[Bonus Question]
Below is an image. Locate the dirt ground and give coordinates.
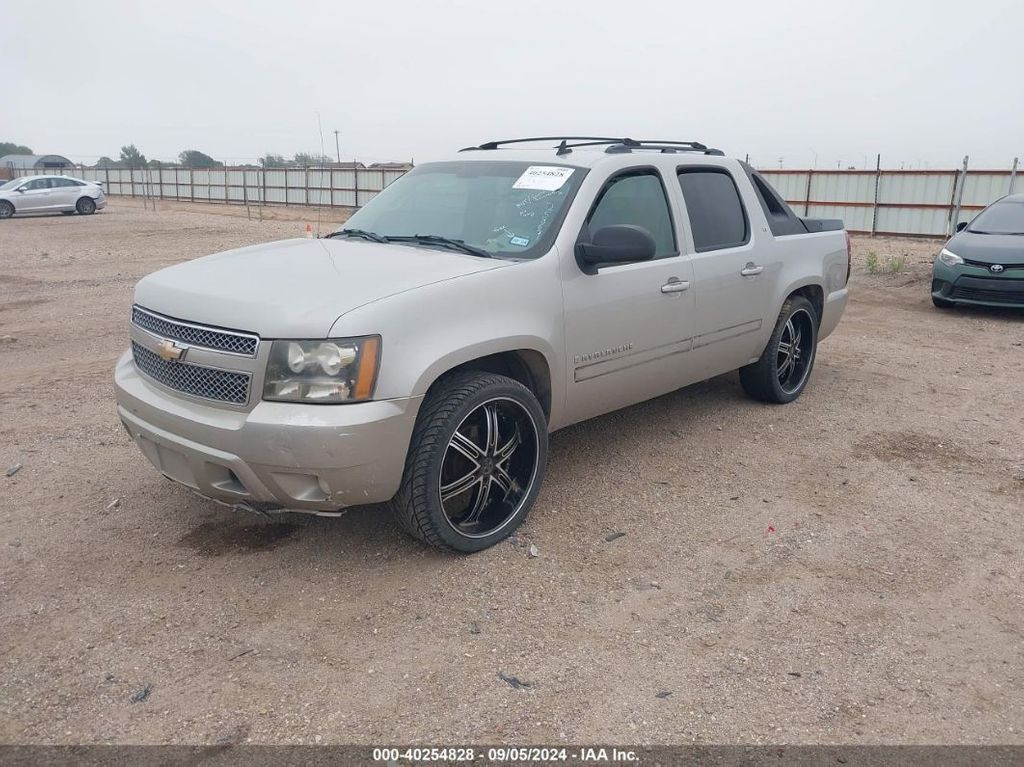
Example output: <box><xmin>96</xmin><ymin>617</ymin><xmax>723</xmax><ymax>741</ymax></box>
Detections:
<box><xmin>1</xmin><ymin>198</ymin><xmax>1022</xmax><ymax>746</ymax></box>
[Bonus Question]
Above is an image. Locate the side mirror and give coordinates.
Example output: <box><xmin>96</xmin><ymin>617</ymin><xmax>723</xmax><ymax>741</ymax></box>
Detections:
<box><xmin>576</xmin><ymin>224</ymin><xmax>656</xmax><ymax>273</ymax></box>
<box><xmin>955</xmin><ymin>221</ymin><xmax>968</xmax><ymax>233</ymax></box>
<box><xmin>16</xmin><ymin>187</ymin><xmax>26</xmax><ymax>193</ymax></box>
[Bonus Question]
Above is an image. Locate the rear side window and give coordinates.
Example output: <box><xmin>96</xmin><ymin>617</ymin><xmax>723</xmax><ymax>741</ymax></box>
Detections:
<box><xmin>677</xmin><ymin>169</ymin><xmax>749</xmax><ymax>252</ymax></box>
<box><xmin>585</xmin><ymin>170</ymin><xmax>676</xmax><ymax>258</ymax></box>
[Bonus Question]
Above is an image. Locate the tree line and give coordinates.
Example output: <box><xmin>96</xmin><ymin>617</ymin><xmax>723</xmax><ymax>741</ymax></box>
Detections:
<box><xmin>3</xmin><ymin>140</ymin><xmax>406</xmax><ymax>170</ymax></box>
<box><xmin>97</xmin><ymin>145</ymin><xmax>337</xmax><ymax>169</ymax></box>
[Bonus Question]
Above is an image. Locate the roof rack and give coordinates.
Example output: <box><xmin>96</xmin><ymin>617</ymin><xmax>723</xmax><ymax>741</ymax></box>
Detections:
<box><xmin>460</xmin><ymin>136</ymin><xmax>723</xmax><ymax>156</ymax></box>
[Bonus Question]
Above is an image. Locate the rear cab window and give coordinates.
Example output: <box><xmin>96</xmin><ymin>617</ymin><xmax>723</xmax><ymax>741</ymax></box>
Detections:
<box><xmin>741</xmin><ymin>164</ymin><xmax>807</xmax><ymax>236</ymax></box>
<box><xmin>676</xmin><ymin>168</ymin><xmax>749</xmax><ymax>252</ymax></box>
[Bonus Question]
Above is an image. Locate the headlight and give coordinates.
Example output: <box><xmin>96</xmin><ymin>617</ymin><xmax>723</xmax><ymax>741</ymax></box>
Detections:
<box><xmin>938</xmin><ymin>248</ymin><xmax>963</xmax><ymax>267</ymax></box>
<box><xmin>263</xmin><ymin>336</ymin><xmax>380</xmax><ymax>403</ymax></box>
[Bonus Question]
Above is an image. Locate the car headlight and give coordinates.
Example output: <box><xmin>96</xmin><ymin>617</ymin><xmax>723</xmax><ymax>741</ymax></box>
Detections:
<box><xmin>263</xmin><ymin>336</ymin><xmax>380</xmax><ymax>403</ymax></box>
<box><xmin>938</xmin><ymin>248</ymin><xmax>963</xmax><ymax>267</ymax></box>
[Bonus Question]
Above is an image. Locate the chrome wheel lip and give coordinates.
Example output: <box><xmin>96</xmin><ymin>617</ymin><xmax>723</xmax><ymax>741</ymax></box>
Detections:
<box><xmin>437</xmin><ymin>395</ymin><xmax>541</xmax><ymax>540</ymax></box>
<box><xmin>776</xmin><ymin>307</ymin><xmax>815</xmax><ymax>395</ymax></box>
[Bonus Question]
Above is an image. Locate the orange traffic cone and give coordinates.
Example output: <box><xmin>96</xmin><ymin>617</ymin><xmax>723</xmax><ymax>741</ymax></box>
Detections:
<box><xmin>305</xmin><ymin>223</ymin><xmax>314</xmax><ymax>238</ymax></box>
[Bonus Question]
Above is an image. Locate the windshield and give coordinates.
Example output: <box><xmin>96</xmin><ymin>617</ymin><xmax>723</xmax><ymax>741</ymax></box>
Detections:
<box><xmin>968</xmin><ymin>200</ymin><xmax>1024</xmax><ymax>235</ymax></box>
<box><xmin>337</xmin><ymin>161</ymin><xmax>587</xmax><ymax>258</ymax></box>
<box><xmin>0</xmin><ymin>179</ymin><xmax>24</xmax><ymax>191</ymax></box>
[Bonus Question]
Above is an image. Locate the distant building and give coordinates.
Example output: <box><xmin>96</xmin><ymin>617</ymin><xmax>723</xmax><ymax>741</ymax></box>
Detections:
<box><xmin>0</xmin><ymin>154</ymin><xmax>74</xmax><ymax>171</ymax></box>
<box><xmin>369</xmin><ymin>162</ymin><xmax>414</xmax><ymax>171</ymax></box>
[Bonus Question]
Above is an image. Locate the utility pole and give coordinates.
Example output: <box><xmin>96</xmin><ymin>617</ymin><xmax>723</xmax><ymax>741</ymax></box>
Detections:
<box><xmin>334</xmin><ymin>130</ymin><xmax>341</xmax><ymax>165</ymax></box>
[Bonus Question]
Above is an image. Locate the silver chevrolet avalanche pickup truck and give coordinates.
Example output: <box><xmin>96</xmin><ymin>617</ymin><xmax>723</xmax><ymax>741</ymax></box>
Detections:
<box><xmin>114</xmin><ymin>136</ymin><xmax>850</xmax><ymax>552</ymax></box>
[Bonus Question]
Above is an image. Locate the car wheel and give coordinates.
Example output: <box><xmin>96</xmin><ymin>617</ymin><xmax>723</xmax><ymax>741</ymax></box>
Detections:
<box><xmin>391</xmin><ymin>370</ymin><xmax>548</xmax><ymax>553</ymax></box>
<box><xmin>76</xmin><ymin>197</ymin><xmax>97</xmax><ymax>215</ymax></box>
<box><xmin>740</xmin><ymin>295</ymin><xmax>819</xmax><ymax>404</ymax></box>
<box><xmin>0</xmin><ymin>201</ymin><xmax>13</xmax><ymax>219</ymax></box>
<box><xmin>932</xmin><ymin>295</ymin><xmax>955</xmax><ymax>309</ymax></box>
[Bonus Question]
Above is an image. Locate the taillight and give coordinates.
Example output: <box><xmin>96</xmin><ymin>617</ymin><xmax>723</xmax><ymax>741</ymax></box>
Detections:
<box><xmin>845</xmin><ymin>231</ymin><xmax>852</xmax><ymax>285</ymax></box>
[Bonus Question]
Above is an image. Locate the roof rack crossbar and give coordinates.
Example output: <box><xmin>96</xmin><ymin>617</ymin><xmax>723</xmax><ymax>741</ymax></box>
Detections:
<box><xmin>463</xmin><ymin>136</ymin><xmax>640</xmax><ymax>152</ymax></box>
<box><xmin>460</xmin><ymin>136</ymin><xmax>722</xmax><ymax>156</ymax></box>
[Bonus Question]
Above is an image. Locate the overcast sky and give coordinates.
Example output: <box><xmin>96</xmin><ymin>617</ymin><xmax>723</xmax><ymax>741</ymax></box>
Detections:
<box><xmin>2</xmin><ymin>0</ymin><xmax>1021</xmax><ymax>169</ymax></box>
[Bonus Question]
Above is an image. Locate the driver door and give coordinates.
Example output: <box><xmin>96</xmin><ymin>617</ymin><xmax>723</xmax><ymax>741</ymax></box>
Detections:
<box><xmin>560</xmin><ymin>167</ymin><xmax>695</xmax><ymax>425</ymax></box>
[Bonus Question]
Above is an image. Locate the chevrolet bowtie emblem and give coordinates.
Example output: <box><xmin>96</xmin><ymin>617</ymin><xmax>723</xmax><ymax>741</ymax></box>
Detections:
<box><xmin>156</xmin><ymin>340</ymin><xmax>185</xmax><ymax>361</ymax></box>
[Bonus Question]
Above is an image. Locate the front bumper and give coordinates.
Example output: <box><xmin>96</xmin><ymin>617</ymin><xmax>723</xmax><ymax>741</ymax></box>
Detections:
<box><xmin>114</xmin><ymin>351</ymin><xmax>422</xmax><ymax>511</ymax></box>
<box><xmin>932</xmin><ymin>261</ymin><xmax>1024</xmax><ymax>308</ymax></box>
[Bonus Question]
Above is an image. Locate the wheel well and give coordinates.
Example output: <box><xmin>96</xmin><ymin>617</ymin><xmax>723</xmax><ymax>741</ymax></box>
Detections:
<box><xmin>789</xmin><ymin>284</ymin><xmax>824</xmax><ymax>324</ymax></box>
<box><xmin>439</xmin><ymin>350</ymin><xmax>552</xmax><ymax>419</ymax></box>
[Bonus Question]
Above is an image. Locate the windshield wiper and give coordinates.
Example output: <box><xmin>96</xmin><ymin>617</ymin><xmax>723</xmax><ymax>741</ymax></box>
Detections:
<box><xmin>325</xmin><ymin>228</ymin><xmax>388</xmax><ymax>243</ymax></box>
<box><xmin>387</xmin><ymin>234</ymin><xmax>494</xmax><ymax>259</ymax></box>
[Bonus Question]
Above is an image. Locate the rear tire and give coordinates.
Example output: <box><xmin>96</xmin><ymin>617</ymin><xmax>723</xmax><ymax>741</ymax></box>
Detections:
<box><xmin>932</xmin><ymin>295</ymin><xmax>955</xmax><ymax>309</ymax></box>
<box><xmin>740</xmin><ymin>296</ymin><xmax>819</xmax><ymax>404</ymax></box>
<box><xmin>76</xmin><ymin>197</ymin><xmax>96</xmax><ymax>215</ymax></box>
<box><xmin>0</xmin><ymin>201</ymin><xmax>13</xmax><ymax>219</ymax></box>
<box><xmin>391</xmin><ymin>370</ymin><xmax>548</xmax><ymax>553</ymax></box>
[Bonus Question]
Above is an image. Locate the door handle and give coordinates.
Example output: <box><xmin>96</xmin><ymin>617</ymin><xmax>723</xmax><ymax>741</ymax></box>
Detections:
<box><xmin>661</xmin><ymin>277</ymin><xmax>690</xmax><ymax>294</ymax></box>
<box><xmin>740</xmin><ymin>263</ymin><xmax>764</xmax><ymax>276</ymax></box>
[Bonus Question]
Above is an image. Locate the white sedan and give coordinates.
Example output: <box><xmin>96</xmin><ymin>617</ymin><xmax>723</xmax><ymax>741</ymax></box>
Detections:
<box><xmin>0</xmin><ymin>175</ymin><xmax>107</xmax><ymax>218</ymax></box>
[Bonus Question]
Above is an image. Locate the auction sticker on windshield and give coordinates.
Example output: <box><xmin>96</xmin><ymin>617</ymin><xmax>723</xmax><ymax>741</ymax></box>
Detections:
<box><xmin>513</xmin><ymin>166</ymin><xmax>575</xmax><ymax>191</ymax></box>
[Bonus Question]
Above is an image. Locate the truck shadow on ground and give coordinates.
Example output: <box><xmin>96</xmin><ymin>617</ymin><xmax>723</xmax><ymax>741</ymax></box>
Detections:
<box><xmin>171</xmin><ymin>373</ymin><xmax>747</xmax><ymax>560</ymax></box>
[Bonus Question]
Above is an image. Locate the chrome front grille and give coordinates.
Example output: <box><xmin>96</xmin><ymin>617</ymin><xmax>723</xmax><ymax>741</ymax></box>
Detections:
<box><xmin>132</xmin><ymin>341</ymin><xmax>251</xmax><ymax>404</ymax></box>
<box><xmin>131</xmin><ymin>306</ymin><xmax>259</xmax><ymax>357</ymax></box>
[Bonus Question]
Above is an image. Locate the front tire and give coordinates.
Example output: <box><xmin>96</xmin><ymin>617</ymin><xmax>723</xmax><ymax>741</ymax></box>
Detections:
<box><xmin>391</xmin><ymin>371</ymin><xmax>548</xmax><ymax>553</ymax></box>
<box><xmin>740</xmin><ymin>296</ymin><xmax>819</xmax><ymax>404</ymax></box>
<box><xmin>76</xmin><ymin>197</ymin><xmax>97</xmax><ymax>215</ymax></box>
<box><xmin>0</xmin><ymin>201</ymin><xmax>13</xmax><ymax>219</ymax></box>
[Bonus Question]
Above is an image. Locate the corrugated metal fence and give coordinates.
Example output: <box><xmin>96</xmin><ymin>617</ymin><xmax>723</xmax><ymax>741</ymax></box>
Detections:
<box><xmin>10</xmin><ymin>162</ymin><xmax>1022</xmax><ymax>238</ymax></box>
<box><xmin>759</xmin><ymin>166</ymin><xmax>1020</xmax><ymax>237</ymax></box>
<box><xmin>9</xmin><ymin>165</ymin><xmax>408</xmax><ymax>208</ymax></box>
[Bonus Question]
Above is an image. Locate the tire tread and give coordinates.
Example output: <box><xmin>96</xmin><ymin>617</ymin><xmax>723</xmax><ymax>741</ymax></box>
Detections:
<box><xmin>739</xmin><ymin>296</ymin><xmax>817</xmax><ymax>404</ymax></box>
<box><xmin>390</xmin><ymin>370</ymin><xmax>543</xmax><ymax>553</ymax></box>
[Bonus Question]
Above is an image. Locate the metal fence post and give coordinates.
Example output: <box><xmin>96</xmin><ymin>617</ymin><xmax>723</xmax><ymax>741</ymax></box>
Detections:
<box><xmin>353</xmin><ymin>163</ymin><xmax>360</xmax><ymax>208</ymax></box>
<box><xmin>803</xmin><ymin>170</ymin><xmax>812</xmax><ymax>217</ymax></box>
<box><xmin>950</xmin><ymin>155</ymin><xmax>969</xmax><ymax>235</ymax></box>
<box><xmin>870</xmin><ymin>154</ymin><xmax>881</xmax><ymax>237</ymax></box>
<box><xmin>1011</xmin><ymin>157</ymin><xmax>1019</xmax><ymax>194</ymax></box>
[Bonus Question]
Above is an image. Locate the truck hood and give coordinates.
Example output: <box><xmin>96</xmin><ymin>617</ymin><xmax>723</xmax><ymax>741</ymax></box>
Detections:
<box><xmin>133</xmin><ymin>238</ymin><xmax>509</xmax><ymax>337</ymax></box>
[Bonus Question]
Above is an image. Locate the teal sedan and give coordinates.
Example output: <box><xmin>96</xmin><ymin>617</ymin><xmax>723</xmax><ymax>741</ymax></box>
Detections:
<box><xmin>932</xmin><ymin>193</ymin><xmax>1024</xmax><ymax>309</ymax></box>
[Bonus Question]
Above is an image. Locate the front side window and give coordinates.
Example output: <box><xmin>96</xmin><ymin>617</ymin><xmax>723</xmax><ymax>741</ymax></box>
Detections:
<box><xmin>584</xmin><ymin>171</ymin><xmax>676</xmax><ymax>258</ymax></box>
<box><xmin>27</xmin><ymin>178</ymin><xmax>53</xmax><ymax>190</ymax></box>
<box><xmin>677</xmin><ymin>169</ymin><xmax>749</xmax><ymax>252</ymax></box>
<box><xmin>968</xmin><ymin>200</ymin><xmax>1024</xmax><ymax>235</ymax></box>
<box><xmin>339</xmin><ymin>161</ymin><xmax>587</xmax><ymax>259</ymax></box>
